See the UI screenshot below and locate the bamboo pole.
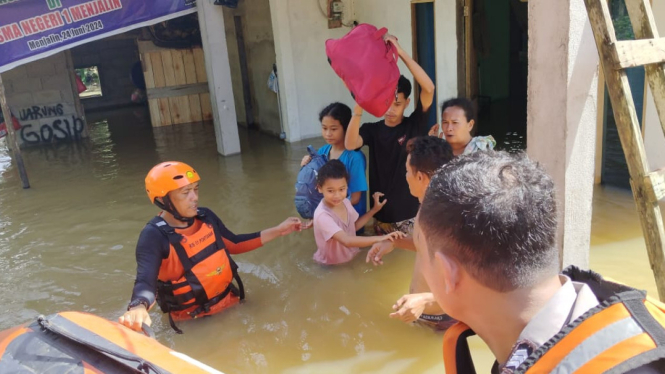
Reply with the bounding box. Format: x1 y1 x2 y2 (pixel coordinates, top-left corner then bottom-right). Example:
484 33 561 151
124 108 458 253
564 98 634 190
0 75 30 189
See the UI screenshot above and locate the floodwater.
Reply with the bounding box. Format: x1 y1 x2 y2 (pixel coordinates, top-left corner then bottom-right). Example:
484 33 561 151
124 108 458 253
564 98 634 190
0 107 659 373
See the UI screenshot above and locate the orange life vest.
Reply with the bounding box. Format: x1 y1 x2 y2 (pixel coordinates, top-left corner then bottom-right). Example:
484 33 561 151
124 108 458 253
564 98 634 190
442 267 665 374
149 211 244 333
0 312 223 373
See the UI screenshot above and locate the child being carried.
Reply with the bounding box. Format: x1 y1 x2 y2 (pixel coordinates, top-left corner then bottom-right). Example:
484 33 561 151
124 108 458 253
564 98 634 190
313 160 404 265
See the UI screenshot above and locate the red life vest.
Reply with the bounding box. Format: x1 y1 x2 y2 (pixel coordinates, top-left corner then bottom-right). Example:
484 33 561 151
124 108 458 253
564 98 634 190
325 23 400 117
442 267 665 373
149 211 244 333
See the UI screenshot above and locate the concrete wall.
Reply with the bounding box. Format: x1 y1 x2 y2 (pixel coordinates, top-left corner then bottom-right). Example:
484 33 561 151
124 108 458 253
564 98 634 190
222 0 281 136
270 0 458 142
643 0 665 172
197 0 241 156
594 70 606 184
527 0 598 269
70 31 141 112
1 52 86 147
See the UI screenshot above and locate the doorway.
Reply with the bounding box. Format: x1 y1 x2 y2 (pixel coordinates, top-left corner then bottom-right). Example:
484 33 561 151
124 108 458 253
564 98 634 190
412 1 437 127
458 0 528 152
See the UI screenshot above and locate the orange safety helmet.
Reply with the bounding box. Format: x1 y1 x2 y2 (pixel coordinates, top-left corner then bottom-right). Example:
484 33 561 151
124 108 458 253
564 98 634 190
145 161 200 204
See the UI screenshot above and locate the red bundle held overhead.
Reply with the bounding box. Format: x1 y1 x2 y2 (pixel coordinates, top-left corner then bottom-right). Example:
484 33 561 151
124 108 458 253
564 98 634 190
326 24 400 117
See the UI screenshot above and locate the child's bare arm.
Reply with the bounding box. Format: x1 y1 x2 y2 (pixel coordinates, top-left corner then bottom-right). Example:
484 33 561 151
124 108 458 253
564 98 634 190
355 192 386 231
349 191 362 206
332 230 405 248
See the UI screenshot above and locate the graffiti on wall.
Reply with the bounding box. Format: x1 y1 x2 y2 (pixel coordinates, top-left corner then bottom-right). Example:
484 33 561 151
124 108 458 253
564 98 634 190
18 103 67 120
19 116 85 145
9 103 87 146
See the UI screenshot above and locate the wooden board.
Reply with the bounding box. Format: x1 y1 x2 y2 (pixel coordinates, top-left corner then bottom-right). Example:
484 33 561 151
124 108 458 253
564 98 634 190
172 50 187 86
169 96 192 125
150 52 166 88
146 83 210 99
183 49 198 84
158 98 172 126
627 0 665 137
138 41 210 127
143 53 156 89
166 50 191 125
193 48 208 83
142 53 161 127
194 48 211 121
161 50 177 87
182 49 203 122
189 94 203 122
200 92 213 121
614 38 665 69
148 100 162 127
465 0 479 100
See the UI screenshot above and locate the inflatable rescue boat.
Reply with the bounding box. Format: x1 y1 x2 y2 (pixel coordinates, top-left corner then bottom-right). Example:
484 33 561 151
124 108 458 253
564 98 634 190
0 311 223 373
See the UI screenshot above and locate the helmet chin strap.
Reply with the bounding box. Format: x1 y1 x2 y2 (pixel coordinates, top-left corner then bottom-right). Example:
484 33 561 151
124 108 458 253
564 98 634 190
154 196 195 225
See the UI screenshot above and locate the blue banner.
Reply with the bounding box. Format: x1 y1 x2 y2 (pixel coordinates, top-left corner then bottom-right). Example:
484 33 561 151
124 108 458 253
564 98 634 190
0 0 197 73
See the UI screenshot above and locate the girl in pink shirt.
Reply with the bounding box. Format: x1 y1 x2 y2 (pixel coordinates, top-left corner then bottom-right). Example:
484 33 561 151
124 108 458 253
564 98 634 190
313 160 404 265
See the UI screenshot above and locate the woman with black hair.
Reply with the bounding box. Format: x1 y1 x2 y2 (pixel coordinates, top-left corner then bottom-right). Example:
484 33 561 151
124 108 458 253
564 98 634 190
429 97 495 156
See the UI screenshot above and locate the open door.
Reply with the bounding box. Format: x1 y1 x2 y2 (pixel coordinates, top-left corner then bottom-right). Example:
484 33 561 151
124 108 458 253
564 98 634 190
458 0 479 100
411 0 438 127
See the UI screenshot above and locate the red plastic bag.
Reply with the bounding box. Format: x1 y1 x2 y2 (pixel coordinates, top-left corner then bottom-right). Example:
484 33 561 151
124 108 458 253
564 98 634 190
326 24 400 117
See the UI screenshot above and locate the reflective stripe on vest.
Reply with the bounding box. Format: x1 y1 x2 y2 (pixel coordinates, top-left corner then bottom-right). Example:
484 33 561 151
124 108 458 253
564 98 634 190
521 295 665 374
442 291 665 374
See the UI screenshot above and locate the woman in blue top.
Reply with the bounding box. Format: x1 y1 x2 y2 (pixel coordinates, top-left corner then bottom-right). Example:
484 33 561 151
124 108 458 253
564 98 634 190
301 102 368 218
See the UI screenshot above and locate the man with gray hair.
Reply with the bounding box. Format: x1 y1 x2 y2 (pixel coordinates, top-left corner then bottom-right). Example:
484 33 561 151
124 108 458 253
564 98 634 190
416 150 665 373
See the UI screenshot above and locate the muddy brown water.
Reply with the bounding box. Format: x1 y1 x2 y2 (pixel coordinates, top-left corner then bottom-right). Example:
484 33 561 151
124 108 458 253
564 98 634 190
0 107 658 373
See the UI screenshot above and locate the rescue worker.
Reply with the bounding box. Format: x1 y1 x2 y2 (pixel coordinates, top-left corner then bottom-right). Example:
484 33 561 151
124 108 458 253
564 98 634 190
416 151 665 373
119 161 308 333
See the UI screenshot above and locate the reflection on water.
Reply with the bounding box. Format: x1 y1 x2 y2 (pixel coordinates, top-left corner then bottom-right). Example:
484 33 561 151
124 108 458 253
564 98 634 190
498 132 526 153
590 186 663 298
0 107 659 373
0 107 451 373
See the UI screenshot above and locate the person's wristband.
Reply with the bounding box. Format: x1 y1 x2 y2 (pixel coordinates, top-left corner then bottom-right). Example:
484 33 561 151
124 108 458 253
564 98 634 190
127 298 149 311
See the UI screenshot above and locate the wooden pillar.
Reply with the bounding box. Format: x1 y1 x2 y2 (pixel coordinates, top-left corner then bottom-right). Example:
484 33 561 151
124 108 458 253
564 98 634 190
0 75 30 189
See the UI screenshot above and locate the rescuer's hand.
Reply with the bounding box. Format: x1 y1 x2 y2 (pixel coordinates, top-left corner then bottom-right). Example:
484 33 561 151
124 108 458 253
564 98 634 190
277 217 305 236
119 305 152 332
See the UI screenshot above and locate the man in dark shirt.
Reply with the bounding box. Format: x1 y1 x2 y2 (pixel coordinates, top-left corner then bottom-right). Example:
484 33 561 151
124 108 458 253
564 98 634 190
345 33 435 235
